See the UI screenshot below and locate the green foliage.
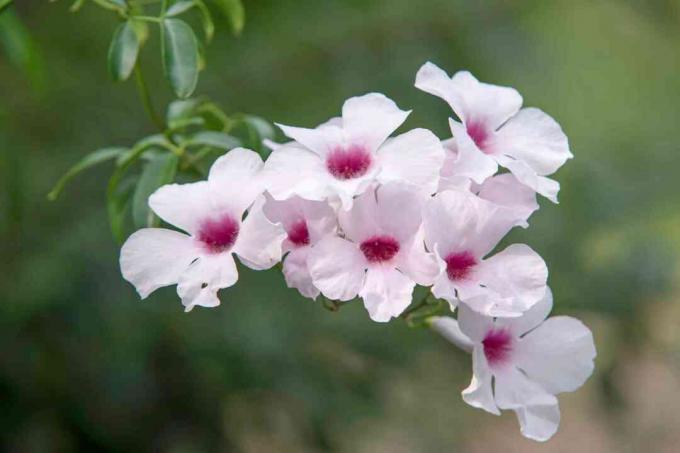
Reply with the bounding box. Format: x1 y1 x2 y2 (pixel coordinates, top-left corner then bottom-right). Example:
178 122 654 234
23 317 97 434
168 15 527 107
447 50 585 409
0 8 46 92
108 21 140 81
208 0 244 35
132 152 179 228
161 18 199 99
0 0 13 14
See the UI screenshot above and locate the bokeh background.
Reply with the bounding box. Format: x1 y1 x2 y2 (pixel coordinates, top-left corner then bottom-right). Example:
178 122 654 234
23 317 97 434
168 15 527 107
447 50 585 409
2 0 680 451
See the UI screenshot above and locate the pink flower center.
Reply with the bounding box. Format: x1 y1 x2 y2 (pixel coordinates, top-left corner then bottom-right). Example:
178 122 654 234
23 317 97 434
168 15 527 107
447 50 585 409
287 219 310 247
466 121 491 153
326 145 372 180
198 215 239 253
360 235 400 263
444 251 477 281
483 328 513 367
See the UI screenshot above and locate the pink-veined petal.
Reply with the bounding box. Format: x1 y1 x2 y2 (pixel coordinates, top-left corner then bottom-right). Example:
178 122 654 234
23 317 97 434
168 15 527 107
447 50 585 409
359 266 415 322
308 236 366 301
395 232 439 286
233 198 287 270
262 144 332 201
448 119 498 184
177 252 238 312
148 181 212 235
376 128 445 194
120 228 198 298
516 316 596 395
462 347 500 415
341 93 410 153
283 247 319 300
208 148 265 215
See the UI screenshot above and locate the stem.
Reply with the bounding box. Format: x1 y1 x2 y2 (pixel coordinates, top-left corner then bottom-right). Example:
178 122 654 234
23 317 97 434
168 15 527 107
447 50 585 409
132 16 162 23
133 63 164 130
400 290 432 320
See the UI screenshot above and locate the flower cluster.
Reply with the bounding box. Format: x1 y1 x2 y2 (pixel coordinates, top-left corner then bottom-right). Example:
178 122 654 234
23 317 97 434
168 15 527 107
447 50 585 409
119 62 595 441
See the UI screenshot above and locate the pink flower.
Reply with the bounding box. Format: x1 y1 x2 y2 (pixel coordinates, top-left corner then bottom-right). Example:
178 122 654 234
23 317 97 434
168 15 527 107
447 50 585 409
119 149 286 311
423 189 548 317
263 93 445 209
430 289 596 441
307 183 438 322
416 62 572 202
263 195 337 299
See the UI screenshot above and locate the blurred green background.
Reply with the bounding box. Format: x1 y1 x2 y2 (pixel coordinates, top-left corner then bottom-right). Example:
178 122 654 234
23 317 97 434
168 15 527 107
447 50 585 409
2 0 680 451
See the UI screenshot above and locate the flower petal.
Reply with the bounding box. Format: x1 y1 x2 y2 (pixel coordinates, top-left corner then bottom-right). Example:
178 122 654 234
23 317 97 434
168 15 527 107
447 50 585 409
359 267 415 322
283 247 319 299
148 181 212 235
208 148 265 215
516 316 596 395
429 316 474 352
456 301 494 342
376 128 445 194
494 366 558 409
177 252 238 312
233 198 286 270
503 288 554 337
448 119 498 184
476 173 538 228
395 231 439 286
462 348 500 415
495 154 561 203
475 244 548 315
276 123 345 158
262 144 332 202
341 93 410 153
308 236 366 301
514 403 561 442
120 228 198 298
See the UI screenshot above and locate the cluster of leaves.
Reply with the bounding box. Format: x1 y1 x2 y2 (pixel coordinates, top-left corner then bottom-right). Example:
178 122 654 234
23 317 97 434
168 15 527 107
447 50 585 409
46 0 278 243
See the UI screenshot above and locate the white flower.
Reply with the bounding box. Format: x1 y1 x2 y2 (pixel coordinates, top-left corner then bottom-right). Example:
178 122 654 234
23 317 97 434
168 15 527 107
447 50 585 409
430 289 596 441
424 189 548 317
307 183 438 322
262 195 337 299
119 148 287 311
416 62 572 202
263 93 445 209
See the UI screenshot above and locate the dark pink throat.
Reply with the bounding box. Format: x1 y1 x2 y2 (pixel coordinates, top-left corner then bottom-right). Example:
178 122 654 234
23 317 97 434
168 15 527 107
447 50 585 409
326 145 372 180
287 219 310 247
444 251 477 281
483 328 513 367
198 215 239 253
466 121 491 153
360 235 400 263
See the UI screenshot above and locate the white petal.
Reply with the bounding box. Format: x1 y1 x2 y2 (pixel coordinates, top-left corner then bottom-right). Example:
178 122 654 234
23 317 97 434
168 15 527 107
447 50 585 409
148 181 212 235
359 267 415 322
341 93 410 153
376 128 445 194
475 244 548 315
416 62 522 130
308 236 366 301
429 317 474 353
504 288 554 337
262 144 332 201
233 198 287 270
177 252 238 311
514 403 561 442
476 173 539 228
494 366 558 409
120 228 198 298
208 148 265 215
462 348 500 415
283 248 319 299
276 123 345 158
448 119 498 184
262 195 337 245
516 316 596 395
395 231 439 286
495 152 560 203
492 107 572 176
423 189 516 259
456 301 494 342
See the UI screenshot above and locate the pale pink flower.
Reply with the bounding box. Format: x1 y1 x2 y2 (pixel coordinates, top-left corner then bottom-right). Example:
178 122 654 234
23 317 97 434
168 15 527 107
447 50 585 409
120 149 286 311
307 183 438 322
263 195 337 299
423 189 548 317
430 289 596 441
263 93 445 209
416 62 572 202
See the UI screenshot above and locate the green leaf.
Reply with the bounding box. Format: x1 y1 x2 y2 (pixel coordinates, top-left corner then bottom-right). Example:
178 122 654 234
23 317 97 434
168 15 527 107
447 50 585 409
209 0 244 35
107 176 137 244
166 0 195 17
0 0 12 13
161 18 199 99
48 147 126 201
0 9 46 93
69 0 85 13
132 153 179 228
195 0 215 42
108 21 140 82
184 131 240 150
167 98 203 123
242 115 276 141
